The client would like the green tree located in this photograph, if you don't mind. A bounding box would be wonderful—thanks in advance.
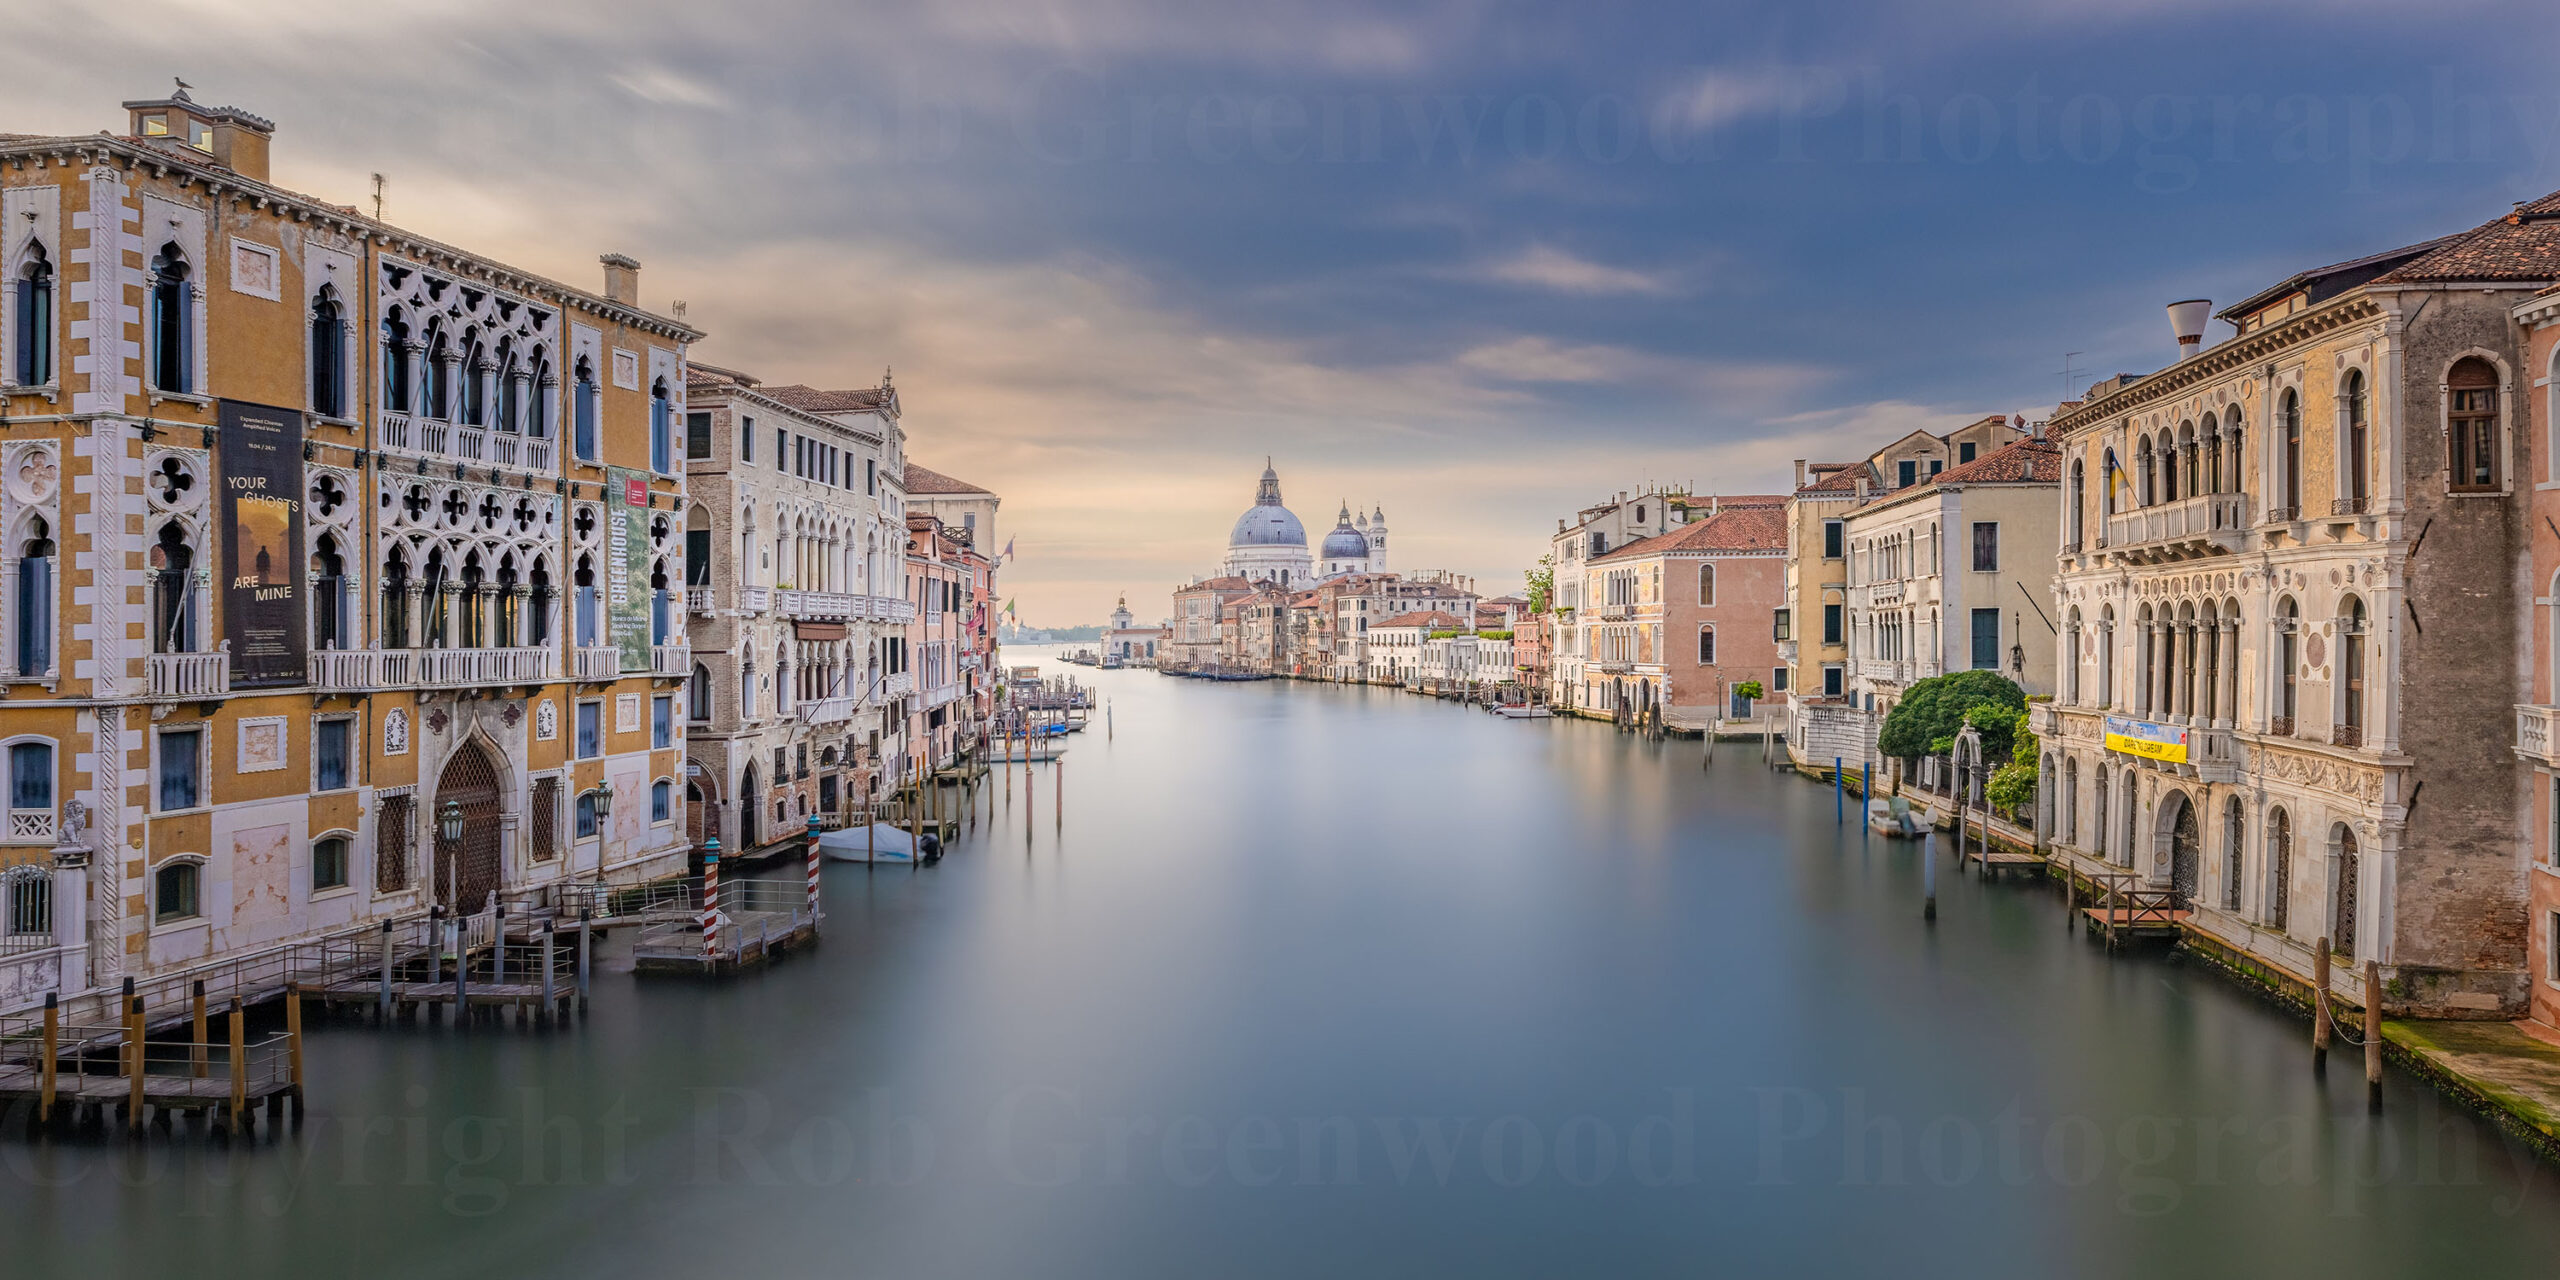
[1985,757,2038,818]
[1962,702,2033,764]
[1525,554,1555,614]
[1877,670,2026,760]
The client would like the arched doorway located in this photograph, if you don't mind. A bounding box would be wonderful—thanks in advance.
[432,737,505,913]
[738,762,761,850]
[2160,790,2200,909]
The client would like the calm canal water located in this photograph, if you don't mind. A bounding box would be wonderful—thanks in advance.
[15,650,2560,1277]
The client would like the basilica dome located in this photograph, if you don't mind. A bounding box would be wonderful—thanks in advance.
[1320,504,1370,559]
[1229,463,1307,549]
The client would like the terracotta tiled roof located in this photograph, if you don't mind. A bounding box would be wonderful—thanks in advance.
[1595,503,1789,560]
[1800,462,1877,494]
[763,384,890,414]
[904,463,990,496]
[1179,576,1257,593]
[1928,436,2061,486]
[2373,193,2560,282]
[1378,610,1465,629]
[683,361,760,389]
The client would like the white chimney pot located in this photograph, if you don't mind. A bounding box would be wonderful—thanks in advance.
[2167,299,2212,360]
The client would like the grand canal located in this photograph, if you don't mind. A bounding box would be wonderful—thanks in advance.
[14,653,2560,1277]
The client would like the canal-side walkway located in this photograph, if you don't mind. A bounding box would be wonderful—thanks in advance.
[1778,752,2560,1163]
[2387,1020,2560,1156]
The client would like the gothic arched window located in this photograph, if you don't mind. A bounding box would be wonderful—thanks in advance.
[14,242,52,386]
[310,286,347,418]
[148,243,192,394]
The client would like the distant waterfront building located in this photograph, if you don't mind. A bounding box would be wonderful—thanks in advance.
[1834,433,2060,787]
[1578,499,1790,730]
[1782,415,2027,768]
[1545,489,1689,714]
[677,365,909,851]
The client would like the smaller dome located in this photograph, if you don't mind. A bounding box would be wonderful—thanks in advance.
[1321,503,1369,559]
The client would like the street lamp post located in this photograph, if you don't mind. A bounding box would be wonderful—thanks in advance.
[438,798,463,911]
[590,781,615,887]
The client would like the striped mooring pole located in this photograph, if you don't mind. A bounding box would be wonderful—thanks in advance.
[804,816,823,918]
[700,839,722,963]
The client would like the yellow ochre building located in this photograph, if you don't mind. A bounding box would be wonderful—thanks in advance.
[0,87,700,1008]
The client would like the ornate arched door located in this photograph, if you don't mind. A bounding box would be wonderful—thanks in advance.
[2165,793,2200,909]
[432,739,505,912]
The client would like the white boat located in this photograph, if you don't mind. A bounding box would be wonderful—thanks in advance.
[1493,704,1552,719]
[818,824,932,863]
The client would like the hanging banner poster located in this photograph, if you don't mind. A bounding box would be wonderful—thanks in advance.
[218,399,307,688]
[607,467,652,672]
[2102,714,2189,764]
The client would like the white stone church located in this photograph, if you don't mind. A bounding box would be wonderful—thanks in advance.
[1222,461,1387,587]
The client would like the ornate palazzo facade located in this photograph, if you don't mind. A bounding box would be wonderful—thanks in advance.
[0,89,698,1010]
[2035,207,2560,1018]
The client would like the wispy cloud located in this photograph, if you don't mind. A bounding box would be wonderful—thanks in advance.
[1476,244,1682,296]
[1652,65,1812,135]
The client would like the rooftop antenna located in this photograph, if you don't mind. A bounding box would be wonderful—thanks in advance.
[370,173,385,221]
[2059,351,2084,400]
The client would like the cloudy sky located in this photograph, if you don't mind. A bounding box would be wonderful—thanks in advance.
[11,1,2560,623]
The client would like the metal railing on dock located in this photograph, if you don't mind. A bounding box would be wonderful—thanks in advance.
[0,988,303,1137]
[2084,871,2188,950]
[632,877,821,975]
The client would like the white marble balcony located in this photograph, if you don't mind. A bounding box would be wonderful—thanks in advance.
[413,646,558,688]
[146,651,228,699]
[652,643,690,677]
[2102,492,2251,562]
[2518,704,2560,768]
[574,645,626,682]
[801,696,857,726]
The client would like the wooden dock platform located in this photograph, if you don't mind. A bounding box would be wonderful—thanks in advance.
[1974,849,2048,878]
[0,989,306,1137]
[631,876,823,976]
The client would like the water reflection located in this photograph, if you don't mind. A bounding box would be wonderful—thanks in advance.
[15,652,2560,1277]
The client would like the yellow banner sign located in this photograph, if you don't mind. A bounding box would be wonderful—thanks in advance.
[2103,715,2188,763]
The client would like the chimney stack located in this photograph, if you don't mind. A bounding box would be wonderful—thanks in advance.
[601,254,642,305]
[2167,299,2212,361]
[123,87,274,184]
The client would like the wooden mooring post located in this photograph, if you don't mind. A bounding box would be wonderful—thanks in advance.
[38,993,58,1130]
[452,915,469,1026]
[577,908,593,1012]
[285,982,305,1120]
[540,922,558,1026]
[378,920,396,1023]
[1922,830,1938,923]
[2365,958,2384,1110]
[2312,941,2333,1068]
[226,1000,247,1137]
[124,984,145,1133]
[190,979,209,1079]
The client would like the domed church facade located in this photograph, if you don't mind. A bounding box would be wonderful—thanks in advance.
[1221,461,1385,586]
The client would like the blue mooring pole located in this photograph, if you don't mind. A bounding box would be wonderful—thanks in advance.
[1924,830,1939,922]
[1834,757,1843,823]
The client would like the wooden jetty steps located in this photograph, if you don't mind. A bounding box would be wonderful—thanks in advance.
[2080,872,2190,950]
[0,986,304,1138]
[0,859,838,1139]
